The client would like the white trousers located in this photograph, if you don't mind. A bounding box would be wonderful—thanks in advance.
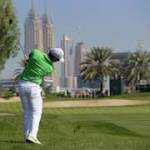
[18,81,43,139]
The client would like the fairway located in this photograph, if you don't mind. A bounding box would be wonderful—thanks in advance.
[0,103,150,150]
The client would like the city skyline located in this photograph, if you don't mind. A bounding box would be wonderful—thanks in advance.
[0,0,150,79]
[12,0,150,51]
[24,3,55,55]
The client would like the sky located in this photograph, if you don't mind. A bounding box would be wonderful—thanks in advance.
[1,0,150,79]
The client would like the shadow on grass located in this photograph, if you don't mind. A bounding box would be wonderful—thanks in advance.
[73,120,146,137]
[0,140,24,144]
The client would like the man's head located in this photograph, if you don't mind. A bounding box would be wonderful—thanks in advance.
[48,48,64,63]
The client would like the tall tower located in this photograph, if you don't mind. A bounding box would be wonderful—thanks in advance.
[42,5,55,52]
[74,42,88,76]
[61,34,70,78]
[24,0,43,56]
[74,42,90,88]
[60,34,74,88]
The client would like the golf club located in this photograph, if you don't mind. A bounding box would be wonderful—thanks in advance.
[19,41,28,60]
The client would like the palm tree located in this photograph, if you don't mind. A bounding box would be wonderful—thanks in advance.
[80,47,119,93]
[126,50,150,92]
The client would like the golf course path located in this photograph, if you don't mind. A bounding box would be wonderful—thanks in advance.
[0,97,150,108]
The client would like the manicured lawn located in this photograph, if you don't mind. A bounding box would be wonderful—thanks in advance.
[108,92,150,100]
[0,102,150,149]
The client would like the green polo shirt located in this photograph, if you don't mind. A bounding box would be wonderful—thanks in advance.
[19,49,54,85]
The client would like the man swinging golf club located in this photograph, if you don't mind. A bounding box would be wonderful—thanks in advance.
[18,48,64,145]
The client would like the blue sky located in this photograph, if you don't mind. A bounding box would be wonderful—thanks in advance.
[12,0,150,51]
[1,0,150,78]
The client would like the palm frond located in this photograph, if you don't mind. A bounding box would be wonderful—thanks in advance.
[80,47,119,82]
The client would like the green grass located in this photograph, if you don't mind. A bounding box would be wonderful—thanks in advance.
[1,102,150,149]
[108,92,150,100]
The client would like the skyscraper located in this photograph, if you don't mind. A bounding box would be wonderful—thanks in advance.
[61,35,68,79]
[24,0,55,55]
[42,13,55,53]
[60,34,75,88]
[74,42,89,76]
[24,2,43,56]
[74,42,91,88]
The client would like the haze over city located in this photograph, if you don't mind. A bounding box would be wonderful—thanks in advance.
[0,0,150,79]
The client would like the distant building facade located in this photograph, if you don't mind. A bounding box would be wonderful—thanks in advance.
[74,42,89,76]
[24,7,43,55]
[60,35,75,89]
[25,3,55,55]
[42,13,55,53]
[110,52,130,95]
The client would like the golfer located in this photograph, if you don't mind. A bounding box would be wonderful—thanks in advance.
[18,48,64,144]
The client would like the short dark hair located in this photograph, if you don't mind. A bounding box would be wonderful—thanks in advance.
[48,51,59,62]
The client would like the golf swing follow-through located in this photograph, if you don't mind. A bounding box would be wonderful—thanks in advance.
[17,48,64,145]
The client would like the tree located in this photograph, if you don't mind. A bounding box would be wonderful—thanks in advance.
[126,49,150,92]
[0,0,19,71]
[80,47,119,92]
